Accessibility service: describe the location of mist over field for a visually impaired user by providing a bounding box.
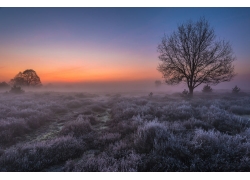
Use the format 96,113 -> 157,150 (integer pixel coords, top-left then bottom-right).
0,88 -> 250,172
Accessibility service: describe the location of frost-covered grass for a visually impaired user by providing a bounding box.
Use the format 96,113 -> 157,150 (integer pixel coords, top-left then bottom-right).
0,91 -> 250,171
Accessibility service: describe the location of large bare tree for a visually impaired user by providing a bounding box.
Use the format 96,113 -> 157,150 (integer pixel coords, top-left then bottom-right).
157,18 -> 236,96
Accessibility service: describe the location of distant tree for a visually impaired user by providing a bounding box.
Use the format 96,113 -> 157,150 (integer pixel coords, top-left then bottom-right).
10,69 -> 42,87
202,84 -> 213,93
155,80 -> 162,87
149,92 -> 153,97
232,85 -> 240,93
0,81 -> 10,89
157,18 -> 236,96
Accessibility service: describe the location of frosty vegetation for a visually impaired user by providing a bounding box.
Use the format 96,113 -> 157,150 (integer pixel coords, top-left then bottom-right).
0,90 -> 250,171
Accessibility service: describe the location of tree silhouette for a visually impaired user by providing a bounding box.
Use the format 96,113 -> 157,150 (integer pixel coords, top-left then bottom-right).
10,69 -> 42,87
157,18 -> 235,96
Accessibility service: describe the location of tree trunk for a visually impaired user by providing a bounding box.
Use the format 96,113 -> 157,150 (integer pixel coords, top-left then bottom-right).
189,87 -> 194,96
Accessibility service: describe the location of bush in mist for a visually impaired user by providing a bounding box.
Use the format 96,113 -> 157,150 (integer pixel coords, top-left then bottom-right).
232,85 -> 240,93
202,84 -> 213,93
182,89 -> 189,96
9,85 -> 24,94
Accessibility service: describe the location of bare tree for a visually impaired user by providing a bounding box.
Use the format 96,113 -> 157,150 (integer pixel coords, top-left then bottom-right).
10,69 -> 42,87
157,18 -> 236,96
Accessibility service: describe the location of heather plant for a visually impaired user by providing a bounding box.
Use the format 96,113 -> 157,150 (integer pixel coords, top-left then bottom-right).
0,117 -> 30,144
229,105 -> 250,115
0,136 -> 85,171
60,115 -> 93,137
198,105 -> 250,134
63,150 -> 142,172
189,129 -> 250,171
134,120 -> 171,154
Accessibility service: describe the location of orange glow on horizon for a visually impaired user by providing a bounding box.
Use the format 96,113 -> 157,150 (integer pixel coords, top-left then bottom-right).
0,50 -> 161,84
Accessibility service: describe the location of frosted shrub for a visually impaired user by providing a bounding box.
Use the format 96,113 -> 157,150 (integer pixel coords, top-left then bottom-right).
182,117 -> 213,131
0,117 -> 29,144
190,129 -> 250,171
60,115 -> 93,137
98,133 -> 121,145
134,120 -> 170,153
199,105 -> 250,134
131,114 -> 144,123
161,102 -> 193,121
230,105 -> 250,115
65,152 -> 119,172
0,136 -> 85,171
63,150 -> 141,172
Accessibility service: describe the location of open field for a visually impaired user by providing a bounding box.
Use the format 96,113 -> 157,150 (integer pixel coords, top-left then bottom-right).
0,91 -> 250,171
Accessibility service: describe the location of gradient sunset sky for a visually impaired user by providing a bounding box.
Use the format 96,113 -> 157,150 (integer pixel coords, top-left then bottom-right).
0,8 -> 250,89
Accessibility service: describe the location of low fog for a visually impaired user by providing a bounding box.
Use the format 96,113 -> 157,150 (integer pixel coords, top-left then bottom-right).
2,78 -> 249,95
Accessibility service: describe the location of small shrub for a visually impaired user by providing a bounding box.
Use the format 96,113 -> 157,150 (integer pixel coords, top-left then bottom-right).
182,89 -> 189,95
232,85 -> 240,93
202,84 -> 213,93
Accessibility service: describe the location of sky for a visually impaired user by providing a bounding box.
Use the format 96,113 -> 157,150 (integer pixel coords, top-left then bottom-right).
0,7 -> 250,90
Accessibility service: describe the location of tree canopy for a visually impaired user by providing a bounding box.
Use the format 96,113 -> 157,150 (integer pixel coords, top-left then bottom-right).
10,69 -> 42,87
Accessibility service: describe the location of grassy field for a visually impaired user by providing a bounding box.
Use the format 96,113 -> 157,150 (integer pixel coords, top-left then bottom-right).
0,91 -> 250,171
